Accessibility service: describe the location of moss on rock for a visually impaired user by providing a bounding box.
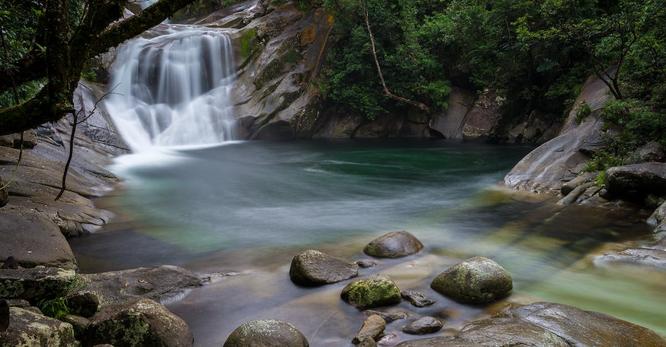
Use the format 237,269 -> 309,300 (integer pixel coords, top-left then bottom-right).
430,256 -> 512,305
0,267 -> 80,303
341,276 -> 401,310
83,298 -> 193,347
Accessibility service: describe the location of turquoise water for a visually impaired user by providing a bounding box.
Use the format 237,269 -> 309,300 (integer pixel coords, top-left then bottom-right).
71,141 -> 665,345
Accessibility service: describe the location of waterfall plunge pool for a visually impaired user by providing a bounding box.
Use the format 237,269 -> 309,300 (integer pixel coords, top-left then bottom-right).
70,140 -> 666,345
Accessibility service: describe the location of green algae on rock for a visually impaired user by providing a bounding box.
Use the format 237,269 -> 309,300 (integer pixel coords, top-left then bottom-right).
0,267 -> 80,303
0,307 -> 78,347
430,256 -> 512,305
83,298 -> 193,347
341,276 -> 401,310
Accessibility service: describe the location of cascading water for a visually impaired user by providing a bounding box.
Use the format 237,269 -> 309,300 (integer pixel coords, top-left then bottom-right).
105,25 -> 237,150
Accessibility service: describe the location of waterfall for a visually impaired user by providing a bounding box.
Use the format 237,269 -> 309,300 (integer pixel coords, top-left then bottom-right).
105,25 -> 237,151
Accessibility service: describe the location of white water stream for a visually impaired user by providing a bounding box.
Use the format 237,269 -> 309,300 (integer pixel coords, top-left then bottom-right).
105,25 -> 237,150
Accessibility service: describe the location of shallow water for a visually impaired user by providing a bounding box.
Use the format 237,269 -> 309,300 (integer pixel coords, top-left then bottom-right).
70,141 -> 666,345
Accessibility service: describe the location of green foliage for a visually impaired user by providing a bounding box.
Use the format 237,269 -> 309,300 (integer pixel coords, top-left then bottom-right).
39,297 -> 70,319
239,28 -> 258,61
575,102 -> 592,124
603,99 -> 666,148
320,0 -> 665,145
321,0 -> 451,119
595,171 -> 607,187
0,80 -> 44,108
586,98 -> 666,171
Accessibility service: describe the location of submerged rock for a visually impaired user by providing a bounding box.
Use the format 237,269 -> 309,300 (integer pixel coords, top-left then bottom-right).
606,162 -> 666,201
0,267 -> 78,302
364,231 -> 424,258
289,250 -> 359,286
224,319 -> 309,347
396,302 -> 666,346
509,302 -> 666,346
402,317 -> 443,335
0,306 -> 78,346
84,298 -> 193,347
430,257 -> 512,304
401,289 -> 436,307
355,259 -> 378,268
353,314 -> 385,345
594,247 -> 666,270
80,265 -> 202,305
364,309 -> 409,323
341,276 -> 402,310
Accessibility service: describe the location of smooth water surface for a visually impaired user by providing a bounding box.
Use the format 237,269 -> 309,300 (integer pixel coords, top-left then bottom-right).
71,141 -> 666,345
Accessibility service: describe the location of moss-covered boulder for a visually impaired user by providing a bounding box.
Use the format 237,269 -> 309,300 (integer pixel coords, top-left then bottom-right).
364,231 -> 424,258
83,298 -> 193,347
341,276 -> 401,310
289,250 -> 358,286
223,319 -> 309,347
0,307 -> 78,347
430,257 -> 512,305
0,267 -> 79,303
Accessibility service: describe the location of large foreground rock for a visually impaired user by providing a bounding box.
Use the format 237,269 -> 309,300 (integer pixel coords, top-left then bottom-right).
396,302 -> 666,347
0,307 -> 78,346
83,298 -> 193,347
364,231 -> 424,258
0,210 -> 77,269
0,267 -> 78,302
341,276 -> 401,310
80,265 -> 202,305
430,257 -> 512,305
606,162 -> 666,201
289,250 -> 358,286
224,319 -> 308,347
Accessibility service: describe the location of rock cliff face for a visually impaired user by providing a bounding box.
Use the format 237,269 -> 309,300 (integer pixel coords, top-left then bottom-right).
504,75 -> 611,193
178,0 -> 561,143
0,82 -> 127,269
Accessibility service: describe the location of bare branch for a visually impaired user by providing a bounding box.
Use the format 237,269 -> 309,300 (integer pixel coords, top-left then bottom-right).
361,0 -> 430,113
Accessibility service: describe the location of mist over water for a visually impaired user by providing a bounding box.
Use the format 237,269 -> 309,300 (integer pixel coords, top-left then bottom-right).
71,142 -> 666,345
105,25 -> 237,150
